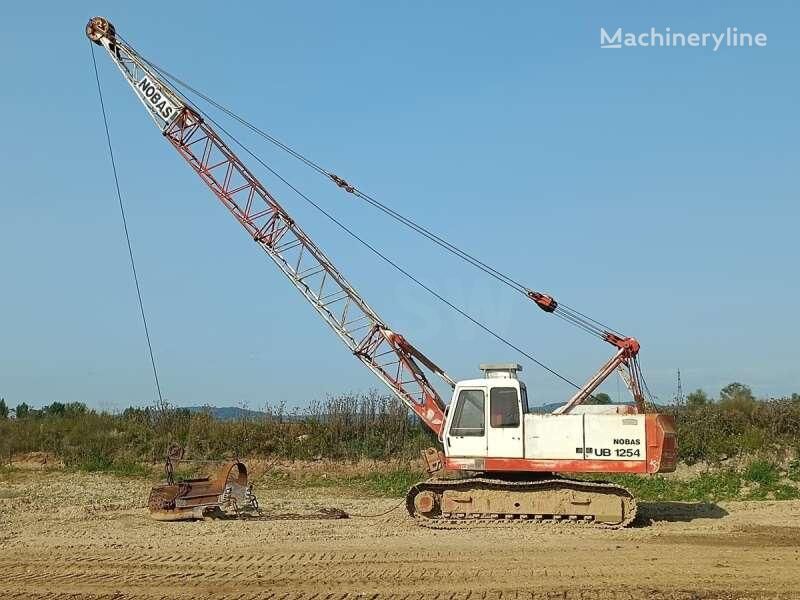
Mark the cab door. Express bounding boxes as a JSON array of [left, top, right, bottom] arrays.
[[486, 386, 524, 458], [445, 388, 487, 457]]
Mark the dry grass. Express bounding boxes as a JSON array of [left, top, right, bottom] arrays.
[[1, 390, 798, 491]]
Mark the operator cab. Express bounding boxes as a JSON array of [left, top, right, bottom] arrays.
[[443, 363, 527, 459], [442, 364, 651, 466]]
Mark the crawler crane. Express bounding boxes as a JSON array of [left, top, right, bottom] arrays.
[[87, 17, 676, 528]]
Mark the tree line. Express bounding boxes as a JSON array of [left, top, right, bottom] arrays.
[[1, 384, 798, 470]]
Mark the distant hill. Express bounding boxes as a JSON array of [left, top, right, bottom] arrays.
[[530, 402, 564, 413], [529, 401, 635, 413], [183, 406, 336, 422], [186, 403, 566, 419], [184, 406, 268, 421], [184, 402, 633, 420]]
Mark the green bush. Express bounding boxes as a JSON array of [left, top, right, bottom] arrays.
[[2, 387, 799, 479], [668, 393, 800, 464], [788, 460, 800, 482], [0, 392, 436, 469], [743, 460, 779, 485], [602, 469, 800, 503], [356, 467, 426, 497]]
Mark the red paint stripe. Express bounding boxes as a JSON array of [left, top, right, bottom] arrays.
[[445, 457, 647, 474]]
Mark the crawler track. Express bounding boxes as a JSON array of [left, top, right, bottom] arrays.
[[406, 476, 637, 529]]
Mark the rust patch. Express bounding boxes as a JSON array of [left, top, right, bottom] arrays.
[[148, 450, 258, 521]]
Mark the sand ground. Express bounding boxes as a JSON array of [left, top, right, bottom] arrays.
[[1, 468, 799, 599]]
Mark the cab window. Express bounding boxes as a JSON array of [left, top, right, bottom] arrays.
[[490, 387, 520, 428], [450, 389, 485, 436], [520, 384, 529, 413]]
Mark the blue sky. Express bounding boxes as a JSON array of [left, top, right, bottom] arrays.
[[1, 2, 797, 411]]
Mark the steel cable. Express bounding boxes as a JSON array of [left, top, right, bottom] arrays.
[[90, 42, 166, 409], [104, 34, 605, 396], [198, 110, 588, 392], [119, 38, 624, 341], [127, 50, 528, 293]]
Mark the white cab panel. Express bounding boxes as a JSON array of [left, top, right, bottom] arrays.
[[523, 414, 584, 460], [583, 414, 646, 461]]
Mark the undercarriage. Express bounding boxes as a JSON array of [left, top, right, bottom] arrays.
[[406, 475, 637, 529]]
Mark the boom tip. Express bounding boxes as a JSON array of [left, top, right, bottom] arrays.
[[86, 16, 115, 44]]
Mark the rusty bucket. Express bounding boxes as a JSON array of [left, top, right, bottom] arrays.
[[148, 460, 258, 521]]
